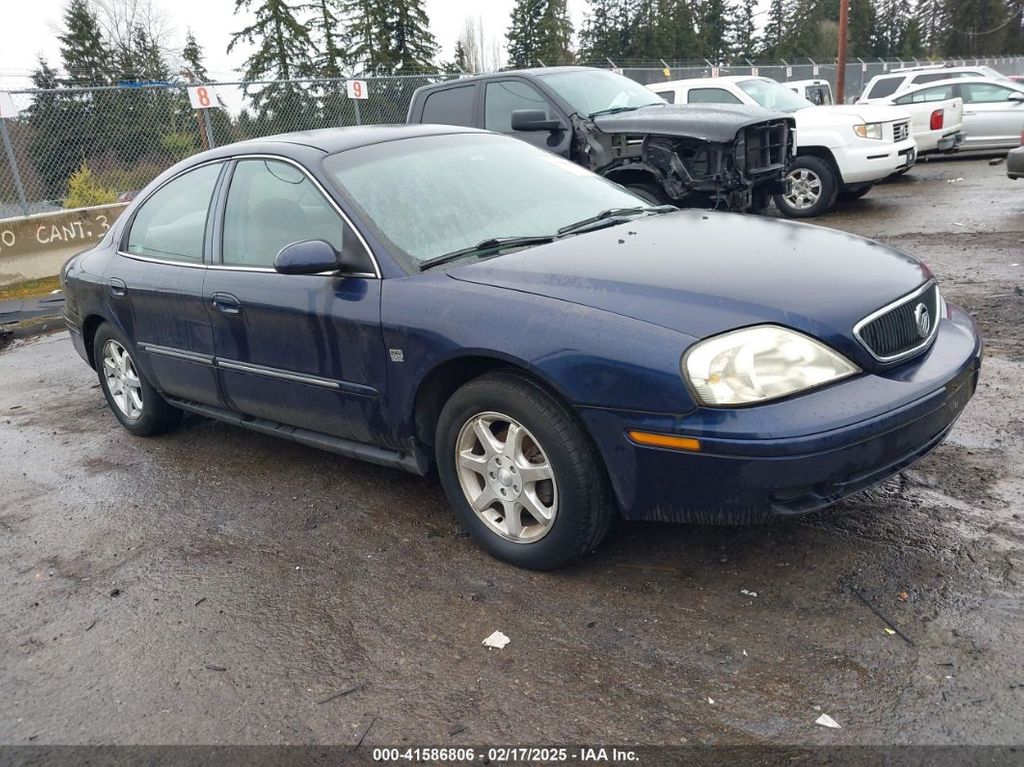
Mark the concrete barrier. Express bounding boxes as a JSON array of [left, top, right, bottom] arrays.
[[0, 203, 127, 286]]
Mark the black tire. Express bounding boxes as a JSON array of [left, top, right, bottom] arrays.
[[626, 181, 670, 206], [93, 322, 181, 437], [435, 371, 616, 570], [838, 183, 874, 201], [773, 155, 838, 218]]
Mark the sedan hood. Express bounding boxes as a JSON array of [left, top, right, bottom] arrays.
[[447, 211, 930, 363], [593, 103, 791, 143]]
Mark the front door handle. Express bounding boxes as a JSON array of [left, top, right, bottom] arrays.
[[211, 292, 242, 316], [108, 277, 127, 297]]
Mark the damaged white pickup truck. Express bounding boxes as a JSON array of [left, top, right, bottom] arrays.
[[407, 67, 795, 213]]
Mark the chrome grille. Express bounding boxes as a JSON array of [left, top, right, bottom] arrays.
[[855, 282, 940, 362], [893, 121, 910, 141]]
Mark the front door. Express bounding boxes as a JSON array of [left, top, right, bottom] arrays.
[[483, 79, 573, 157], [204, 157, 388, 445], [960, 82, 1024, 148], [107, 161, 225, 407]]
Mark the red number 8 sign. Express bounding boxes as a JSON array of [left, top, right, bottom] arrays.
[[188, 85, 215, 109]]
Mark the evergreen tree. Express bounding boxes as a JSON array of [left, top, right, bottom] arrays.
[[342, 0, 437, 75], [579, 0, 632, 63], [454, 40, 469, 72], [507, 0, 573, 67], [181, 29, 208, 82], [698, 0, 733, 61], [390, 0, 439, 71], [730, 0, 758, 57], [58, 0, 113, 86], [761, 0, 792, 58], [26, 58, 88, 200], [849, 0, 878, 58], [306, 0, 346, 78], [943, 0, 1012, 55], [661, 0, 701, 60], [229, 0, 315, 132]]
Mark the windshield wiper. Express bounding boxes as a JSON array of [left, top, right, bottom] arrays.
[[593, 103, 663, 118], [557, 205, 676, 236], [419, 235, 557, 270]]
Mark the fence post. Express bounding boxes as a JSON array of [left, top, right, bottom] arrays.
[[202, 108, 216, 149], [353, 98, 361, 126], [0, 117, 28, 217]]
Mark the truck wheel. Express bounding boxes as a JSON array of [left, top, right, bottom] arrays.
[[626, 182, 670, 206], [774, 156, 838, 218], [435, 372, 616, 570], [838, 184, 874, 201]]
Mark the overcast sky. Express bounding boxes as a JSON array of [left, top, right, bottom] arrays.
[[0, 0, 593, 88]]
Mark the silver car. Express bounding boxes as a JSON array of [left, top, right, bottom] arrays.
[[886, 77, 1024, 150]]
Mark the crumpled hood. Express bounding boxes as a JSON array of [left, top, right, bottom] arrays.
[[593, 103, 792, 143], [795, 104, 912, 127], [448, 210, 930, 365]]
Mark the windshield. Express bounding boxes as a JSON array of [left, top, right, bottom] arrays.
[[324, 133, 649, 268], [737, 79, 814, 112], [539, 69, 665, 116]]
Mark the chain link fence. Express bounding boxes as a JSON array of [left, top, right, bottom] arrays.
[[0, 74, 458, 219], [2, 57, 1023, 220]]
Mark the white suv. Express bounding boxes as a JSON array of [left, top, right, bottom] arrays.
[[857, 65, 1009, 103], [650, 77, 917, 217]]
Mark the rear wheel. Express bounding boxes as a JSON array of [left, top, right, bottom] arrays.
[[93, 323, 181, 436], [435, 372, 615, 569], [774, 156, 838, 218]]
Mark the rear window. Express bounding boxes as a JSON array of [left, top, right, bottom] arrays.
[[866, 76, 903, 99], [688, 87, 743, 105], [894, 84, 955, 104], [653, 90, 675, 104], [420, 85, 476, 127]]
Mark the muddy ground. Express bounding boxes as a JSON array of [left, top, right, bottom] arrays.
[[1, 157, 1022, 748]]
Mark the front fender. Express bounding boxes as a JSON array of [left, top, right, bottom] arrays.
[[381, 274, 698, 440]]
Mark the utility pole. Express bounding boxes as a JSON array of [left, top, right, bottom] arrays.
[[837, 0, 849, 103]]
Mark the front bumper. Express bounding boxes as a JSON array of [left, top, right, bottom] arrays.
[[836, 136, 918, 184], [1008, 146, 1024, 180], [579, 304, 982, 524]]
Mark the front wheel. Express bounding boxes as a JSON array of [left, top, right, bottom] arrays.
[[435, 372, 615, 569], [774, 156, 838, 218], [93, 322, 181, 436]]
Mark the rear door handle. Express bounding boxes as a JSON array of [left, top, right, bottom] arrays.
[[211, 292, 242, 316], [108, 278, 127, 297]]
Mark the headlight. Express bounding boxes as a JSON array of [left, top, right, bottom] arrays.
[[853, 122, 884, 140], [683, 326, 859, 407]]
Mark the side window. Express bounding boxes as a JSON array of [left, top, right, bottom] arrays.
[[653, 90, 675, 104], [421, 85, 476, 127], [688, 87, 743, 105], [912, 72, 955, 85], [485, 80, 551, 131], [222, 159, 346, 268], [961, 83, 1017, 103], [866, 76, 903, 99], [895, 85, 954, 104], [126, 163, 221, 262]]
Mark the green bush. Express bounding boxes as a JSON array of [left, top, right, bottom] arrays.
[[63, 163, 118, 209]]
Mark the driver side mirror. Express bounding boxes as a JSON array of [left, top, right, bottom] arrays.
[[274, 239, 342, 275], [511, 109, 566, 132]]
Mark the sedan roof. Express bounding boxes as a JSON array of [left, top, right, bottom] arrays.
[[893, 76, 1024, 93], [202, 123, 486, 158]]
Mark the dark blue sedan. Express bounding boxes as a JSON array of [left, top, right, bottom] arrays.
[[61, 124, 982, 569]]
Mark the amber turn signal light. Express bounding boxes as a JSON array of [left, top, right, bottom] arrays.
[[627, 430, 701, 452]]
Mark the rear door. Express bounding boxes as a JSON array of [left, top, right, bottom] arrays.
[[203, 156, 389, 445], [959, 82, 1024, 148], [109, 161, 225, 406], [414, 82, 479, 127]]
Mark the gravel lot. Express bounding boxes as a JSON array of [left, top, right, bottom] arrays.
[[1, 156, 1022, 747]]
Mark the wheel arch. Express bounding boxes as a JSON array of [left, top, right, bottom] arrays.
[[412, 353, 579, 449], [793, 146, 842, 181], [81, 313, 108, 369]]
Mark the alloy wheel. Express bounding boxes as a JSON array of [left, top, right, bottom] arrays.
[[784, 168, 823, 210], [102, 339, 143, 420], [455, 411, 558, 543]]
